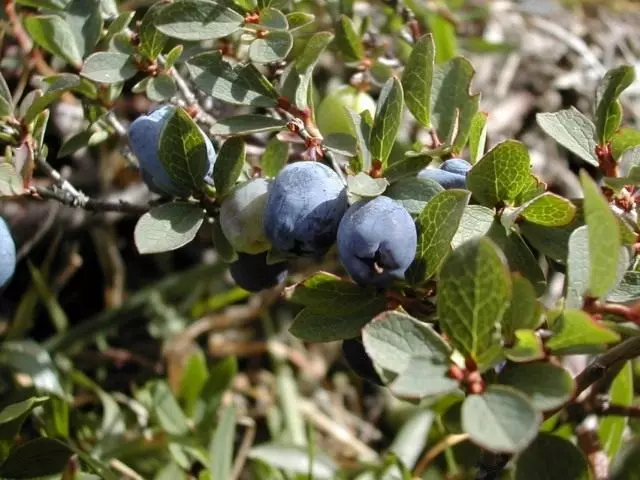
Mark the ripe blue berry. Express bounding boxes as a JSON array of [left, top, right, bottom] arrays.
[[337, 196, 417, 286], [264, 161, 348, 257]]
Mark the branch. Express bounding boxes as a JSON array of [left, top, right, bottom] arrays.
[[32, 187, 151, 215]]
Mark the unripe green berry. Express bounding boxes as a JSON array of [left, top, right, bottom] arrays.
[[219, 178, 271, 254], [316, 86, 376, 136]]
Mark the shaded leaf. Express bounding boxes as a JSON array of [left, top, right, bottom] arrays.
[[468, 111, 488, 164], [515, 434, 589, 480], [497, 363, 574, 412], [599, 361, 633, 461], [408, 189, 470, 284], [0, 438, 73, 479], [595, 65, 635, 143], [385, 177, 444, 216], [249, 31, 293, 63], [134, 202, 205, 255], [24, 15, 82, 67], [213, 137, 245, 198], [369, 77, 404, 166], [334, 15, 363, 61], [211, 115, 287, 136], [462, 386, 539, 454], [438, 238, 511, 369]]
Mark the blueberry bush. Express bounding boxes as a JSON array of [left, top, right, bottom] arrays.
[[1, 0, 640, 479]]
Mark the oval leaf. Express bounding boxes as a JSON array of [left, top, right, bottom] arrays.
[[134, 202, 206, 255], [462, 385, 540, 454]]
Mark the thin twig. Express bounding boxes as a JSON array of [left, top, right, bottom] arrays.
[[413, 433, 470, 477], [230, 416, 257, 480], [32, 187, 151, 214]]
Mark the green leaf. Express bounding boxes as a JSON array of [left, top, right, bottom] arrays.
[[451, 205, 494, 249], [334, 15, 364, 61], [347, 172, 388, 200], [0, 397, 49, 425], [0, 396, 49, 458], [502, 275, 540, 341], [279, 31, 333, 109], [515, 433, 590, 480], [209, 404, 236, 480], [605, 146, 640, 189], [390, 355, 461, 399], [536, 108, 598, 166], [504, 330, 545, 363], [0, 437, 73, 479], [24, 15, 82, 67], [159, 107, 212, 193], [402, 34, 435, 128], [27, 262, 68, 334], [462, 385, 540, 454], [383, 152, 434, 182], [62, 0, 102, 60], [23, 73, 80, 124], [388, 411, 434, 472], [286, 12, 314, 32], [595, 65, 635, 143], [428, 11, 456, 64], [468, 111, 488, 164], [567, 225, 629, 308], [134, 202, 206, 255], [289, 306, 383, 342], [438, 238, 511, 369], [546, 309, 620, 355], [261, 137, 289, 177], [154, 0, 244, 41], [81, 52, 137, 84], [0, 162, 24, 197], [431, 56, 479, 151], [467, 140, 534, 208], [346, 109, 373, 172], [164, 45, 183, 69], [146, 73, 177, 102], [580, 171, 623, 297], [516, 192, 577, 227], [362, 310, 451, 374], [213, 137, 245, 198], [187, 51, 277, 107], [249, 31, 293, 63], [212, 220, 237, 263], [0, 340, 65, 397], [248, 443, 337, 479], [407, 189, 470, 284], [16, 0, 68, 8], [385, 177, 443, 216], [497, 363, 574, 412], [599, 361, 633, 461], [260, 8, 288, 30], [369, 77, 403, 166], [211, 115, 287, 136], [323, 133, 356, 157], [611, 127, 640, 159], [151, 381, 190, 436], [289, 271, 385, 315], [198, 357, 237, 432], [104, 11, 135, 43]]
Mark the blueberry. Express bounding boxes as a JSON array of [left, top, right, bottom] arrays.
[[418, 158, 471, 189], [220, 178, 270, 254], [337, 196, 417, 286], [418, 169, 466, 189], [229, 252, 288, 292], [0, 217, 16, 288], [264, 161, 348, 257], [440, 158, 472, 176], [128, 105, 216, 197]]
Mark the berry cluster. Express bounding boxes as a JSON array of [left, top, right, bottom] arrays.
[[128, 105, 472, 292]]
